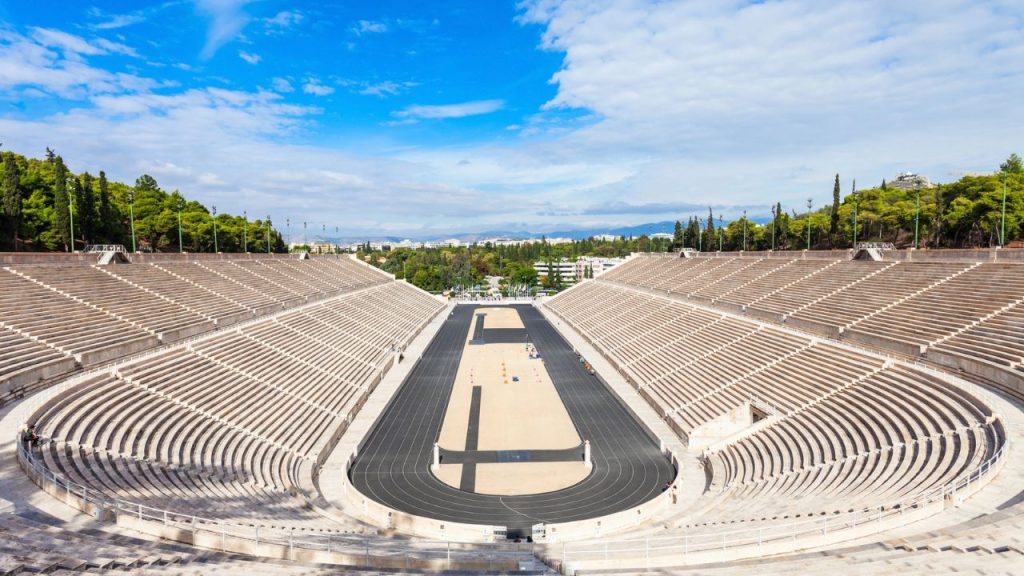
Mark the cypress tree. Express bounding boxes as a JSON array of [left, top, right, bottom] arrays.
[[706, 207, 715, 249], [2, 153, 22, 251], [79, 173, 96, 244], [829, 173, 840, 245], [97, 171, 114, 243], [52, 155, 71, 251]]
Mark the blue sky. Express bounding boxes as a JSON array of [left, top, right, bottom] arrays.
[[0, 1, 1022, 238]]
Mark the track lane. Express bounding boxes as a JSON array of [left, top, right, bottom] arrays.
[[348, 304, 674, 534]]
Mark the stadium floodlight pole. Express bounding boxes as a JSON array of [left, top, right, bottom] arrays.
[[718, 214, 724, 252], [176, 197, 185, 253], [266, 215, 272, 254], [286, 218, 291, 248], [806, 198, 813, 250], [128, 190, 137, 253], [1001, 172, 1008, 247], [914, 184, 921, 249], [771, 204, 777, 251], [303, 221, 307, 246], [243, 210, 248, 253], [742, 210, 748, 251], [212, 206, 219, 253], [852, 180, 858, 248]]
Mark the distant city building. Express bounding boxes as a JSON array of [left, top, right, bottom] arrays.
[[535, 258, 578, 285], [576, 256, 624, 280], [889, 172, 935, 190], [534, 256, 625, 286]]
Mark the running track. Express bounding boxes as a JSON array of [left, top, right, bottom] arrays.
[[348, 304, 675, 534]]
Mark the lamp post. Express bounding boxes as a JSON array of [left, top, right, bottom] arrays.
[[242, 210, 248, 253], [212, 205, 219, 253], [913, 183, 921, 249], [176, 197, 185, 253], [852, 181, 858, 248], [128, 190, 137, 253], [771, 204, 777, 251], [1001, 173, 1008, 247], [266, 215, 272, 254], [286, 218, 291, 249], [718, 215, 723, 252], [742, 210, 748, 251], [806, 198, 813, 250]]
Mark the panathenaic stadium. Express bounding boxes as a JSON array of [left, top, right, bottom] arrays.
[[2, 248, 1024, 575]]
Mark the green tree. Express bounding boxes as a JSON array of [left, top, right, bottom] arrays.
[[1000, 153, 1022, 174], [78, 173, 97, 244], [51, 153, 72, 251], [829, 173, 840, 246], [97, 171, 116, 243], [2, 153, 22, 250]]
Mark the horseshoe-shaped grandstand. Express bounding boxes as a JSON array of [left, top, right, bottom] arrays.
[[1, 249, 1023, 575]]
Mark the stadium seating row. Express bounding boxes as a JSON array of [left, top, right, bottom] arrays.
[[0, 257, 387, 403], [544, 277, 1003, 525], [27, 281, 443, 531], [599, 255, 1024, 379]]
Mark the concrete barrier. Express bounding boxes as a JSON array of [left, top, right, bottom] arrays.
[[78, 336, 161, 367], [925, 348, 1024, 400], [783, 315, 840, 338], [842, 328, 925, 358]]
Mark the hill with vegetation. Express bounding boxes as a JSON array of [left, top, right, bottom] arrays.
[[0, 148, 284, 253]]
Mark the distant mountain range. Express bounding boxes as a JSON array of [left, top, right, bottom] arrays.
[[318, 217, 772, 245], [322, 220, 681, 245]]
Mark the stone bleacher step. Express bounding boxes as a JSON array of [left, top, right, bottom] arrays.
[[784, 261, 898, 320], [685, 258, 763, 298], [674, 336, 816, 414], [8, 268, 158, 339], [154, 263, 259, 315], [931, 293, 1024, 349], [844, 262, 980, 333], [746, 259, 842, 309], [94, 265, 218, 325]]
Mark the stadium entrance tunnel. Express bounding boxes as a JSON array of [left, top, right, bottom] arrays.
[[347, 304, 676, 537]]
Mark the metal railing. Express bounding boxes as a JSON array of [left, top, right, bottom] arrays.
[[855, 242, 896, 251], [552, 437, 1007, 572], [83, 244, 128, 253], [16, 438, 532, 568]]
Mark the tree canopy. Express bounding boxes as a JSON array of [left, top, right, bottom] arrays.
[[0, 148, 284, 252]]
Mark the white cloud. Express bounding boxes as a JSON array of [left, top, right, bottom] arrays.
[[359, 80, 416, 98], [94, 38, 138, 57], [196, 0, 252, 59], [513, 0, 1024, 212], [90, 12, 147, 30], [353, 20, 388, 35], [262, 10, 303, 34], [2, 4, 1022, 237], [302, 78, 334, 96], [30, 28, 105, 56], [0, 30, 148, 98], [394, 99, 505, 121], [238, 50, 261, 64], [271, 77, 294, 93]]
